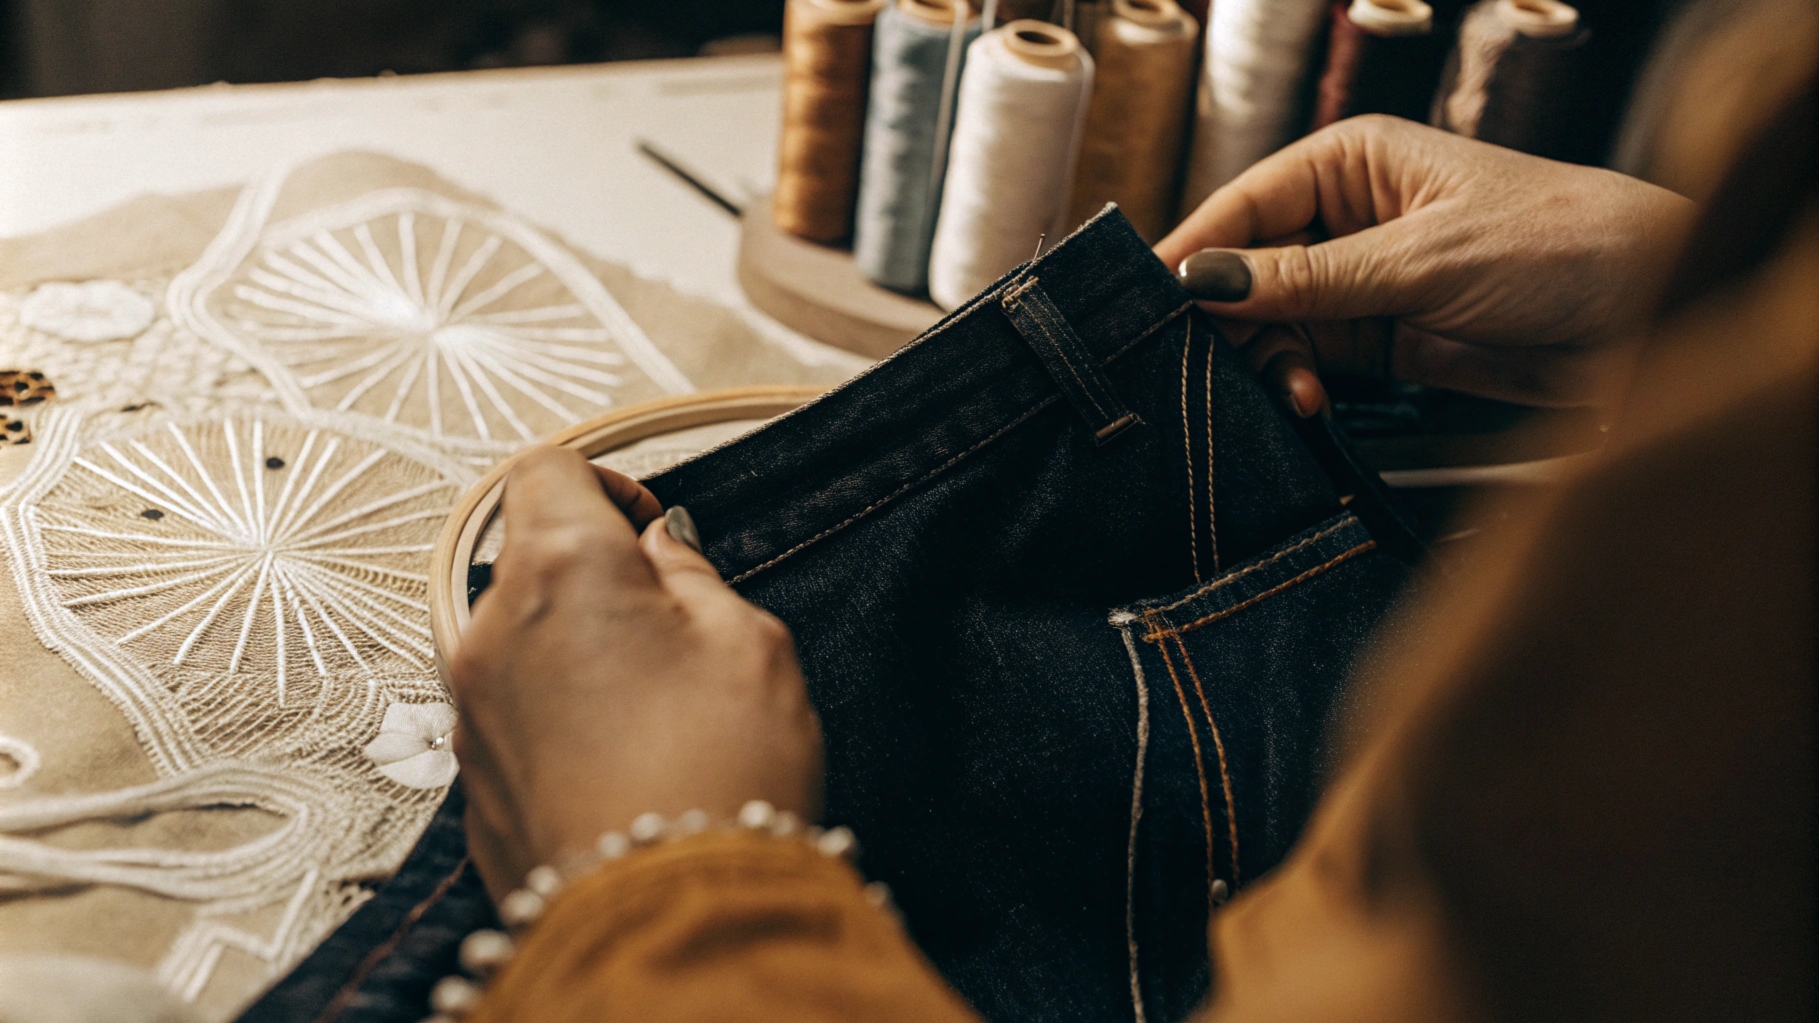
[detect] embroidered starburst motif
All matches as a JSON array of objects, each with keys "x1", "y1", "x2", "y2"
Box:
[
  {"x1": 205, "y1": 191, "x2": 692, "y2": 450},
  {"x1": 35, "y1": 414, "x2": 464, "y2": 707}
]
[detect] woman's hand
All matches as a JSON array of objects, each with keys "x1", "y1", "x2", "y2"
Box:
[
  {"x1": 1156, "y1": 115, "x2": 1696, "y2": 414},
  {"x1": 449, "y1": 446, "x2": 824, "y2": 899}
]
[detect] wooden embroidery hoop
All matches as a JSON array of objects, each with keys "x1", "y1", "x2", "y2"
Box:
[{"x1": 428, "y1": 386, "x2": 825, "y2": 680}]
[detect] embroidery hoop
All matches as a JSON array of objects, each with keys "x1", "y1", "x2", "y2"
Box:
[{"x1": 428, "y1": 386, "x2": 824, "y2": 678}]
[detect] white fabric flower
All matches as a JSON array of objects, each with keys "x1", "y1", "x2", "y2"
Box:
[
  {"x1": 364, "y1": 702, "x2": 459, "y2": 789},
  {"x1": 18, "y1": 280, "x2": 156, "y2": 343}
]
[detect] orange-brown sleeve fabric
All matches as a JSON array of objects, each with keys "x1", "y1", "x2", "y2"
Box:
[{"x1": 469, "y1": 829, "x2": 984, "y2": 1023}]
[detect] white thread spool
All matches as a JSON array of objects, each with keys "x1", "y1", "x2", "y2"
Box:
[
  {"x1": 927, "y1": 21, "x2": 1095, "y2": 311},
  {"x1": 1178, "y1": 0, "x2": 1330, "y2": 212},
  {"x1": 1348, "y1": 0, "x2": 1433, "y2": 36},
  {"x1": 1496, "y1": 0, "x2": 1579, "y2": 37}
]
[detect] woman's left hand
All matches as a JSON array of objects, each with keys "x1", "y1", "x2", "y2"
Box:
[{"x1": 448, "y1": 446, "x2": 825, "y2": 899}]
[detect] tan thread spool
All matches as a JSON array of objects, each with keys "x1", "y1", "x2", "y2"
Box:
[
  {"x1": 902, "y1": 0, "x2": 967, "y2": 25},
  {"x1": 1063, "y1": 0, "x2": 1198, "y2": 241},
  {"x1": 774, "y1": 0, "x2": 890, "y2": 243}
]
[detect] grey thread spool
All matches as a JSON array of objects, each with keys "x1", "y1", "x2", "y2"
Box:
[
  {"x1": 853, "y1": 0, "x2": 982, "y2": 294},
  {"x1": 1433, "y1": 0, "x2": 1593, "y2": 161}
]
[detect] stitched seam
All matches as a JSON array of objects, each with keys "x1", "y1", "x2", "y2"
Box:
[
  {"x1": 1025, "y1": 297, "x2": 1113, "y2": 422},
  {"x1": 1114, "y1": 621, "x2": 1152, "y2": 1023},
  {"x1": 729, "y1": 301, "x2": 1194, "y2": 587},
  {"x1": 1108, "y1": 301, "x2": 1195, "y2": 362},
  {"x1": 1178, "y1": 323, "x2": 1198, "y2": 579},
  {"x1": 1148, "y1": 518, "x2": 1358, "y2": 615},
  {"x1": 313, "y1": 854, "x2": 472, "y2": 1023},
  {"x1": 1151, "y1": 541, "x2": 1378, "y2": 639},
  {"x1": 1002, "y1": 275, "x2": 1041, "y2": 306},
  {"x1": 1156, "y1": 640, "x2": 1216, "y2": 922},
  {"x1": 1204, "y1": 330, "x2": 1218, "y2": 573},
  {"x1": 1180, "y1": 321, "x2": 1200, "y2": 584},
  {"x1": 729, "y1": 397, "x2": 1056, "y2": 585},
  {"x1": 1173, "y1": 637, "x2": 1241, "y2": 887}
]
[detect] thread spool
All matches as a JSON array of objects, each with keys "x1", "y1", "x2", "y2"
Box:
[
  {"x1": 1064, "y1": 0, "x2": 1198, "y2": 241},
  {"x1": 1179, "y1": 0, "x2": 1333, "y2": 211},
  {"x1": 1311, "y1": 0, "x2": 1445, "y2": 130},
  {"x1": 1071, "y1": 0, "x2": 1108, "y2": 55},
  {"x1": 853, "y1": 0, "x2": 982, "y2": 294},
  {"x1": 993, "y1": 0, "x2": 1060, "y2": 21},
  {"x1": 774, "y1": 0, "x2": 890, "y2": 243},
  {"x1": 1433, "y1": 0, "x2": 1593, "y2": 161},
  {"x1": 927, "y1": 20, "x2": 1095, "y2": 310}
]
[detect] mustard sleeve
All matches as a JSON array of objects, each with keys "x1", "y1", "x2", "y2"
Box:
[{"x1": 469, "y1": 829, "x2": 985, "y2": 1023}]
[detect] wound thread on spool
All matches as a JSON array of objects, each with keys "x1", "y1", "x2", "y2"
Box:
[
  {"x1": 775, "y1": 0, "x2": 890, "y2": 243},
  {"x1": 1312, "y1": 0, "x2": 1446, "y2": 130},
  {"x1": 1433, "y1": 0, "x2": 1592, "y2": 161},
  {"x1": 1064, "y1": 0, "x2": 1198, "y2": 242},
  {"x1": 1179, "y1": 0, "x2": 1332, "y2": 212},
  {"x1": 927, "y1": 20, "x2": 1095, "y2": 310},
  {"x1": 853, "y1": 0, "x2": 982, "y2": 294}
]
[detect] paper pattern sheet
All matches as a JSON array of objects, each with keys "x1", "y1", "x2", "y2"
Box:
[{"x1": 0, "y1": 152, "x2": 859, "y2": 1022}]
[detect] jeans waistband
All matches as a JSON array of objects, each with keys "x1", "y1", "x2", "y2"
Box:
[{"x1": 645, "y1": 208, "x2": 1193, "y2": 583}]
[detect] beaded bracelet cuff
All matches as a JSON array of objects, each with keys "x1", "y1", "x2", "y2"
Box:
[{"x1": 419, "y1": 800, "x2": 886, "y2": 1022}]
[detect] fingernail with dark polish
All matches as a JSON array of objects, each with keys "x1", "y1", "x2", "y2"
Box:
[
  {"x1": 1178, "y1": 250, "x2": 1253, "y2": 302},
  {"x1": 665, "y1": 505, "x2": 703, "y2": 554}
]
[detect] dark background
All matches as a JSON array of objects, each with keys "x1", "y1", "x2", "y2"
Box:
[{"x1": 0, "y1": 0, "x2": 787, "y2": 99}]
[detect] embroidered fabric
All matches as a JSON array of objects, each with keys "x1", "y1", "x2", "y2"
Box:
[
  {"x1": 0, "y1": 154, "x2": 853, "y2": 1021},
  {"x1": 0, "y1": 282, "x2": 272, "y2": 415},
  {"x1": 170, "y1": 184, "x2": 695, "y2": 467}
]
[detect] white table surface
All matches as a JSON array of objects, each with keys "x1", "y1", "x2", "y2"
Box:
[{"x1": 0, "y1": 54, "x2": 786, "y2": 310}]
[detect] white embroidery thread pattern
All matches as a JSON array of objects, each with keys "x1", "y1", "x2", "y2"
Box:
[
  {"x1": 0, "y1": 734, "x2": 40, "y2": 790},
  {"x1": 18, "y1": 280, "x2": 157, "y2": 343},
  {"x1": 171, "y1": 183, "x2": 695, "y2": 460},
  {"x1": 9, "y1": 407, "x2": 470, "y2": 765},
  {"x1": 0, "y1": 760, "x2": 384, "y2": 1004},
  {"x1": 0, "y1": 281, "x2": 272, "y2": 415},
  {"x1": 0, "y1": 162, "x2": 725, "y2": 1015},
  {"x1": 1, "y1": 405, "x2": 468, "y2": 1009}
]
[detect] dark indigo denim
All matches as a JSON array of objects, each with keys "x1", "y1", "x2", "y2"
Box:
[
  {"x1": 242, "y1": 209, "x2": 1411, "y2": 1023},
  {"x1": 240, "y1": 785, "x2": 498, "y2": 1023}
]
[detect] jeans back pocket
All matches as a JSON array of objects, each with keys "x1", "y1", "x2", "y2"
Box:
[{"x1": 1109, "y1": 513, "x2": 1408, "y2": 1022}]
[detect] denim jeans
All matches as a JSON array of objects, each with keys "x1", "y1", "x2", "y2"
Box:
[{"x1": 243, "y1": 209, "x2": 1413, "y2": 1023}]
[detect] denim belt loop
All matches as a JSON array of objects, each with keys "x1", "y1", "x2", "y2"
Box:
[{"x1": 1000, "y1": 275, "x2": 1145, "y2": 445}]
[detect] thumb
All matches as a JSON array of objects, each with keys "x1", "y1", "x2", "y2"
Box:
[
  {"x1": 1178, "y1": 225, "x2": 1421, "y2": 324},
  {"x1": 639, "y1": 506, "x2": 728, "y2": 602}
]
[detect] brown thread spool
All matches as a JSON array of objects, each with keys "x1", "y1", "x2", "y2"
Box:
[
  {"x1": 1064, "y1": 0, "x2": 1198, "y2": 241},
  {"x1": 993, "y1": 0, "x2": 1059, "y2": 22},
  {"x1": 1434, "y1": 0, "x2": 1592, "y2": 160},
  {"x1": 774, "y1": 0, "x2": 890, "y2": 243},
  {"x1": 1311, "y1": 0, "x2": 1442, "y2": 130}
]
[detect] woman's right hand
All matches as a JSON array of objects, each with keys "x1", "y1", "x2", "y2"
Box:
[{"x1": 1155, "y1": 115, "x2": 1696, "y2": 414}]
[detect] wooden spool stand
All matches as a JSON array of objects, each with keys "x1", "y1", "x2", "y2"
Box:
[{"x1": 738, "y1": 198, "x2": 943, "y2": 359}]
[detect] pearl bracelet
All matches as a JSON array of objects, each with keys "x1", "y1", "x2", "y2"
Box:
[{"x1": 419, "y1": 800, "x2": 883, "y2": 1022}]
